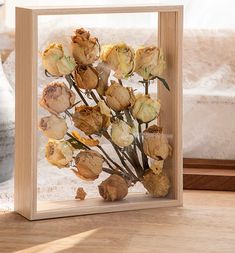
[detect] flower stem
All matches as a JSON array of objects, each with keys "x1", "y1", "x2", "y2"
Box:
[
  {"x1": 144, "y1": 79, "x2": 150, "y2": 129},
  {"x1": 65, "y1": 74, "x2": 89, "y2": 106},
  {"x1": 118, "y1": 79, "x2": 123, "y2": 86},
  {"x1": 138, "y1": 123, "x2": 149, "y2": 170},
  {"x1": 102, "y1": 131, "x2": 139, "y2": 182}
]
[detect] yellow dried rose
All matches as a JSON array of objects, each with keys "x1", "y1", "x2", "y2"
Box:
[
  {"x1": 71, "y1": 28, "x2": 100, "y2": 65},
  {"x1": 95, "y1": 62, "x2": 111, "y2": 96},
  {"x1": 143, "y1": 125, "x2": 171, "y2": 160},
  {"x1": 72, "y1": 104, "x2": 110, "y2": 135},
  {"x1": 45, "y1": 140, "x2": 73, "y2": 168},
  {"x1": 41, "y1": 43, "x2": 76, "y2": 76},
  {"x1": 98, "y1": 174, "x2": 128, "y2": 201},
  {"x1": 134, "y1": 46, "x2": 166, "y2": 80},
  {"x1": 40, "y1": 82, "x2": 75, "y2": 115},
  {"x1": 111, "y1": 120, "x2": 134, "y2": 148},
  {"x1": 132, "y1": 94, "x2": 161, "y2": 123},
  {"x1": 101, "y1": 43, "x2": 135, "y2": 79},
  {"x1": 72, "y1": 150, "x2": 104, "y2": 181},
  {"x1": 143, "y1": 170, "x2": 170, "y2": 197},
  {"x1": 39, "y1": 114, "x2": 67, "y2": 140},
  {"x1": 74, "y1": 65, "x2": 99, "y2": 90},
  {"x1": 105, "y1": 81, "x2": 135, "y2": 112}
]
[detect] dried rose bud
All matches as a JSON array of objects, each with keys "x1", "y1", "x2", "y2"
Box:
[
  {"x1": 75, "y1": 187, "x2": 87, "y2": 200},
  {"x1": 105, "y1": 81, "x2": 135, "y2": 112},
  {"x1": 71, "y1": 28, "x2": 100, "y2": 65},
  {"x1": 143, "y1": 170, "x2": 170, "y2": 197},
  {"x1": 143, "y1": 125, "x2": 171, "y2": 160},
  {"x1": 95, "y1": 62, "x2": 110, "y2": 96},
  {"x1": 111, "y1": 120, "x2": 134, "y2": 148},
  {"x1": 132, "y1": 95, "x2": 161, "y2": 123},
  {"x1": 72, "y1": 104, "x2": 110, "y2": 135},
  {"x1": 39, "y1": 114, "x2": 67, "y2": 140},
  {"x1": 41, "y1": 43, "x2": 76, "y2": 76},
  {"x1": 98, "y1": 174, "x2": 128, "y2": 201},
  {"x1": 150, "y1": 159, "x2": 164, "y2": 175},
  {"x1": 101, "y1": 43, "x2": 135, "y2": 79},
  {"x1": 72, "y1": 150, "x2": 104, "y2": 181},
  {"x1": 134, "y1": 46, "x2": 166, "y2": 80},
  {"x1": 40, "y1": 82, "x2": 75, "y2": 114},
  {"x1": 74, "y1": 65, "x2": 99, "y2": 90},
  {"x1": 45, "y1": 140, "x2": 73, "y2": 168}
]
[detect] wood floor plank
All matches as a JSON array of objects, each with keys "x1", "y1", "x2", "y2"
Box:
[{"x1": 0, "y1": 190, "x2": 235, "y2": 253}]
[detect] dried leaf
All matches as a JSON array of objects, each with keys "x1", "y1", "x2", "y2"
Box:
[{"x1": 72, "y1": 130, "x2": 99, "y2": 147}]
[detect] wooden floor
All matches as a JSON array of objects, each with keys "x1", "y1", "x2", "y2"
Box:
[{"x1": 0, "y1": 190, "x2": 235, "y2": 253}]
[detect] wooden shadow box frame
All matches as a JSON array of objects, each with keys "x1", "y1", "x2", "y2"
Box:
[{"x1": 15, "y1": 4, "x2": 183, "y2": 220}]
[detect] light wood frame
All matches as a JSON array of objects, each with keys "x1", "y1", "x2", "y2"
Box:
[{"x1": 15, "y1": 4, "x2": 183, "y2": 220}]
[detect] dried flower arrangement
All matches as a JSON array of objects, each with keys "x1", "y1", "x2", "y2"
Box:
[{"x1": 38, "y1": 28, "x2": 172, "y2": 202}]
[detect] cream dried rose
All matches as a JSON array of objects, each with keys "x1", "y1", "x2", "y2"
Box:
[
  {"x1": 72, "y1": 104, "x2": 110, "y2": 135},
  {"x1": 39, "y1": 114, "x2": 67, "y2": 140},
  {"x1": 143, "y1": 125, "x2": 171, "y2": 160},
  {"x1": 134, "y1": 46, "x2": 166, "y2": 80},
  {"x1": 101, "y1": 43, "x2": 135, "y2": 79},
  {"x1": 132, "y1": 94, "x2": 161, "y2": 123},
  {"x1": 105, "y1": 81, "x2": 135, "y2": 112},
  {"x1": 111, "y1": 120, "x2": 134, "y2": 148},
  {"x1": 71, "y1": 28, "x2": 100, "y2": 65},
  {"x1": 98, "y1": 174, "x2": 128, "y2": 201},
  {"x1": 143, "y1": 170, "x2": 170, "y2": 197},
  {"x1": 74, "y1": 65, "x2": 99, "y2": 90},
  {"x1": 40, "y1": 82, "x2": 75, "y2": 114},
  {"x1": 72, "y1": 150, "x2": 104, "y2": 181},
  {"x1": 45, "y1": 140, "x2": 73, "y2": 168},
  {"x1": 41, "y1": 43, "x2": 76, "y2": 76}
]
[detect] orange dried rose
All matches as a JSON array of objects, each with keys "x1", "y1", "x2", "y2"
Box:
[
  {"x1": 98, "y1": 174, "x2": 128, "y2": 201},
  {"x1": 72, "y1": 105, "x2": 110, "y2": 135},
  {"x1": 72, "y1": 150, "x2": 104, "y2": 181},
  {"x1": 74, "y1": 65, "x2": 99, "y2": 90},
  {"x1": 71, "y1": 28, "x2": 100, "y2": 65}
]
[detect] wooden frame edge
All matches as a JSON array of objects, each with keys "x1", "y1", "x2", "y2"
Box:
[{"x1": 15, "y1": 5, "x2": 183, "y2": 220}]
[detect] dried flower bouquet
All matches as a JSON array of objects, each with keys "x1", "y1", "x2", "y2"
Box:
[{"x1": 39, "y1": 28, "x2": 172, "y2": 202}]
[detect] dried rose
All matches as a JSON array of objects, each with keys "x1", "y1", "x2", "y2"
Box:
[
  {"x1": 101, "y1": 43, "x2": 135, "y2": 79},
  {"x1": 39, "y1": 114, "x2": 67, "y2": 140},
  {"x1": 132, "y1": 94, "x2": 161, "y2": 123},
  {"x1": 41, "y1": 43, "x2": 76, "y2": 76},
  {"x1": 95, "y1": 62, "x2": 111, "y2": 96},
  {"x1": 111, "y1": 120, "x2": 134, "y2": 148},
  {"x1": 72, "y1": 150, "x2": 104, "y2": 181},
  {"x1": 150, "y1": 159, "x2": 164, "y2": 175},
  {"x1": 143, "y1": 170, "x2": 170, "y2": 197},
  {"x1": 97, "y1": 100, "x2": 111, "y2": 118},
  {"x1": 45, "y1": 140, "x2": 73, "y2": 168},
  {"x1": 72, "y1": 104, "x2": 110, "y2": 135},
  {"x1": 143, "y1": 125, "x2": 171, "y2": 160},
  {"x1": 71, "y1": 28, "x2": 100, "y2": 65},
  {"x1": 105, "y1": 81, "x2": 135, "y2": 112},
  {"x1": 74, "y1": 65, "x2": 99, "y2": 90},
  {"x1": 40, "y1": 82, "x2": 75, "y2": 114},
  {"x1": 98, "y1": 174, "x2": 128, "y2": 201},
  {"x1": 134, "y1": 46, "x2": 166, "y2": 80},
  {"x1": 75, "y1": 187, "x2": 87, "y2": 200}
]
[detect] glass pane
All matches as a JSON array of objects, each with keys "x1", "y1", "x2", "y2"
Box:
[{"x1": 36, "y1": 12, "x2": 173, "y2": 204}]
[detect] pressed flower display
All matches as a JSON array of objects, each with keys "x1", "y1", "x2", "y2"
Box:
[{"x1": 15, "y1": 5, "x2": 183, "y2": 220}]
